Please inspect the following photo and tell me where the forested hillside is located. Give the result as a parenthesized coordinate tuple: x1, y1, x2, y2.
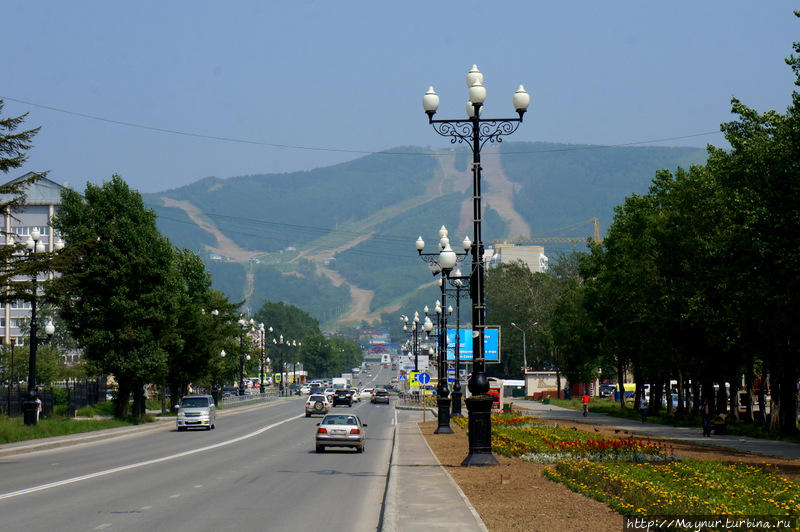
(144, 142, 706, 329)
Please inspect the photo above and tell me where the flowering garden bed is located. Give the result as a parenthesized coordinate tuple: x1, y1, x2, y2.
(453, 412, 799, 520)
(544, 459, 800, 519)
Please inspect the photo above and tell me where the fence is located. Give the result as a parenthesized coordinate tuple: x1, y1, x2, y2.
(220, 390, 279, 407)
(1, 378, 106, 418)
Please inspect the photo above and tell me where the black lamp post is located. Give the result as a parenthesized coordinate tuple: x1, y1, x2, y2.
(445, 266, 470, 417)
(22, 228, 61, 425)
(423, 65, 530, 465)
(237, 317, 252, 396)
(257, 323, 267, 394)
(416, 226, 470, 434)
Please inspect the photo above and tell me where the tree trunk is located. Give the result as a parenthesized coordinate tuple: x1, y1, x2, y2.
(617, 358, 626, 409)
(115, 379, 131, 419)
(778, 370, 798, 434)
(556, 370, 562, 400)
(743, 359, 754, 423)
(728, 377, 740, 422)
(676, 368, 685, 415)
(691, 379, 701, 416)
(757, 372, 767, 426)
(131, 383, 144, 419)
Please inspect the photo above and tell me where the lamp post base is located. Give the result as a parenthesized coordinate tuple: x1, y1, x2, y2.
(461, 395, 498, 466)
(23, 399, 39, 426)
(434, 396, 453, 434)
(451, 390, 464, 417)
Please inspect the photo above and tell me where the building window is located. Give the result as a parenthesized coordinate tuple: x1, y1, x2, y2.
(13, 226, 50, 238)
(10, 299, 31, 309)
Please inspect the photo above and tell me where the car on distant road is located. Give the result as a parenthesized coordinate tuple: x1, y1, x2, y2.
(333, 389, 354, 407)
(599, 384, 616, 397)
(349, 388, 361, 402)
(324, 388, 336, 403)
(300, 384, 312, 395)
(315, 414, 367, 453)
(305, 394, 332, 417)
(176, 394, 216, 431)
(359, 387, 374, 400)
(371, 389, 390, 404)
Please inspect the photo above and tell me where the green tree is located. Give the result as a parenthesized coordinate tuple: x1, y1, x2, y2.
(51, 176, 177, 419)
(0, 100, 40, 175)
(298, 334, 330, 379)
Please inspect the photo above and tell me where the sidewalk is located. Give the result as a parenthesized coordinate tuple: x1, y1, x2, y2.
(383, 407, 487, 532)
(512, 398, 800, 460)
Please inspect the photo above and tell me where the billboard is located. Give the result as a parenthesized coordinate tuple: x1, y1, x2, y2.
(445, 327, 500, 363)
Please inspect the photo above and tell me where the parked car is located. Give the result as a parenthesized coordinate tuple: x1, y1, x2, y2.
(221, 386, 237, 398)
(360, 387, 374, 400)
(371, 389, 390, 404)
(333, 389, 354, 407)
(176, 394, 216, 431)
(315, 414, 367, 453)
(599, 384, 616, 397)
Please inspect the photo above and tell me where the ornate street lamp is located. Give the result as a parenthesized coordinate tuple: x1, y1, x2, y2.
(237, 317, 252, 396)
(445, 267, 471, 417)
(423, 65, 530, 465)
(22, 229, 61, 425)
(257, 323, 267, 394)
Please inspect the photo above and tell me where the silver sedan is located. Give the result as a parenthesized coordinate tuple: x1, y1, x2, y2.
(315, 414, 367, 453)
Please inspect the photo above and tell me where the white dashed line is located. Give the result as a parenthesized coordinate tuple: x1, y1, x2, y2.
(0, 414, 303, 501)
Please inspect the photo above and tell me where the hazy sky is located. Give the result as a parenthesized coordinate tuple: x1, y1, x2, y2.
(4, 2, 798, 193)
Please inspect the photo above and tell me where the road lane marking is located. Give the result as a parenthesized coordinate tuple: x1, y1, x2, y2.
(94, 524, 112, 530)
(0, 414, 303, 501)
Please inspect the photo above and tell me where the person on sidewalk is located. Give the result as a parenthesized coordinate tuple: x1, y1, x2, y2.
(582, 393, 590, 417)
(639, 396, 648, 423)
(701, 398, 712, 437)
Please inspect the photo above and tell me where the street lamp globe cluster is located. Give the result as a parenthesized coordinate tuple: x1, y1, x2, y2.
(420, 64, 530, 465)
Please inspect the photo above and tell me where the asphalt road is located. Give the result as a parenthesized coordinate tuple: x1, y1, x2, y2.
(0, 364, 397, 531)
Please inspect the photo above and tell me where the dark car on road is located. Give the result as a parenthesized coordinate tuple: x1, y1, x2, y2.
(371, 388, 390, 404)
(332, 389, 354, 407)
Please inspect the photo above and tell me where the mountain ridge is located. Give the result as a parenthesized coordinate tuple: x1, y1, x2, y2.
(143, 141, 707, 329)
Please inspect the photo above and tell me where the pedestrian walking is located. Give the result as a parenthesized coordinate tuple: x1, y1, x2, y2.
(639, 396, 648, 423)
(582, 393, 590, 417)
(35, 396, 42, 422)
(701, 398, 712, 437)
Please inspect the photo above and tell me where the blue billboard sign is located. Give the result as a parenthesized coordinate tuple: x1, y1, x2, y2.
(445, 327, 500, 363)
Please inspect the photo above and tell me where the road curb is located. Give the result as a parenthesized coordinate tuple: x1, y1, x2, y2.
(378, 409, 399, 532)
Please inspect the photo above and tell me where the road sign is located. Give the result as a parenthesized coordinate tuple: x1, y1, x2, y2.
(399, 375, 407, 382)
(417, 372, 431, 385)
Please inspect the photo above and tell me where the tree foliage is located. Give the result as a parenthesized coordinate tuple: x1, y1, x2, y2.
(51, 176, 178, 418)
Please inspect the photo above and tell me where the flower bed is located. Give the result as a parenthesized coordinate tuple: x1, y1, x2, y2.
(544, 459, 800, 518)
(455, 412, 673, 461)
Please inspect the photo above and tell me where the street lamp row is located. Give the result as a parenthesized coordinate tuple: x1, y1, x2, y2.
(421, 64, 530, 465)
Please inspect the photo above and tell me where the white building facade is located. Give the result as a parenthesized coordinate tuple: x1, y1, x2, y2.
(489, 244, 549, 273)
(1, 173, 67, 345)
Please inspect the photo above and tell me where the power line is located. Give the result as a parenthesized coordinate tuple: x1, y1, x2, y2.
(3, 95, 722, 156)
